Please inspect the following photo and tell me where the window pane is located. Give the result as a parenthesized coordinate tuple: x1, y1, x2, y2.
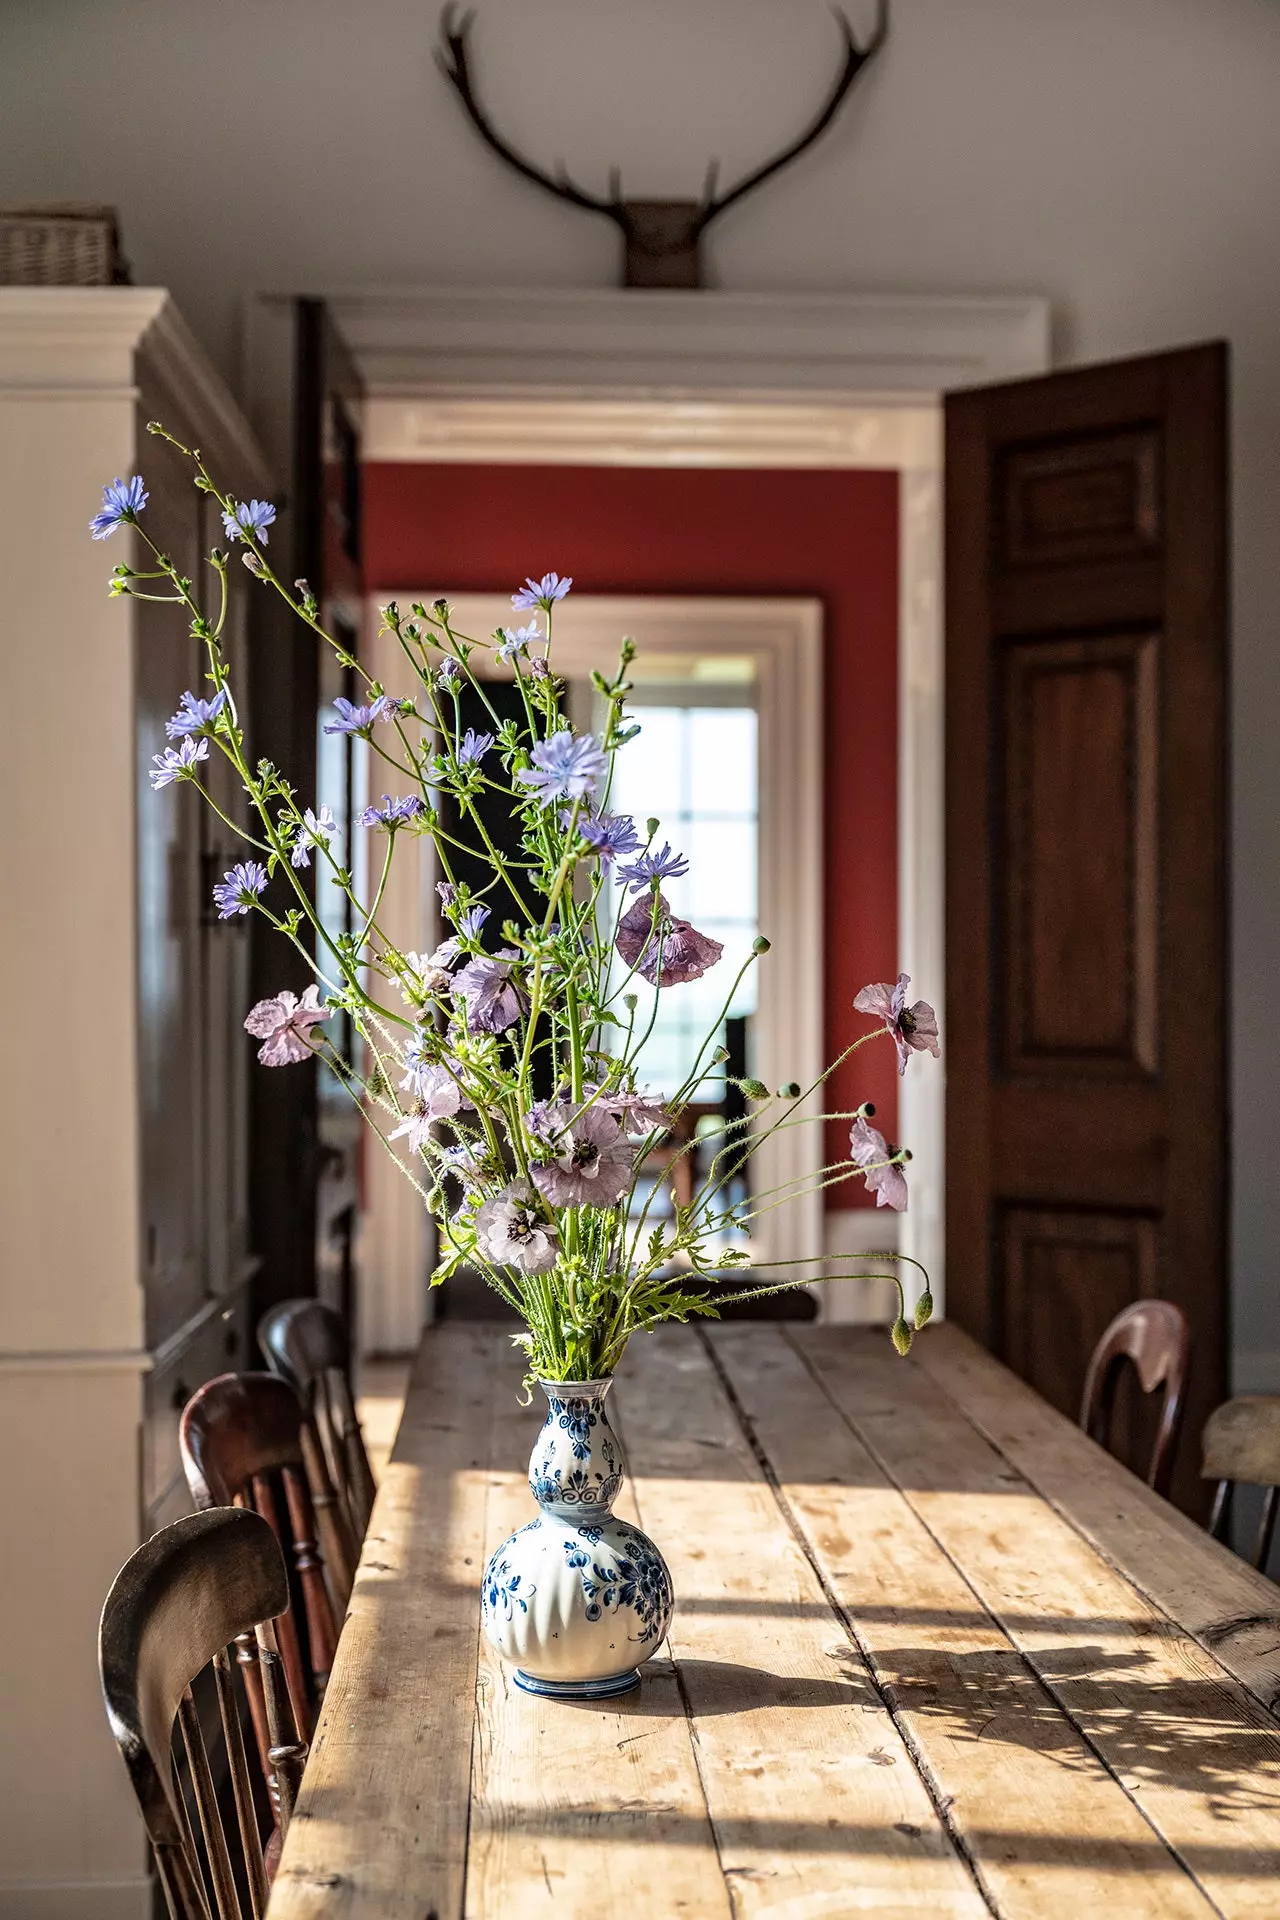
(688, 709, 756, 816)
(603, 691, 758, 1090)
(686, 820, 757, 920)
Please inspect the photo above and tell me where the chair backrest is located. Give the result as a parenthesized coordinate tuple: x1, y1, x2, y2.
(180, 1374, 340, 1742)
(1201, 1396, 1280, 1569)
(99, 1507, 307, 1920)
(258, 1299, 377, 1540)
(1079, 1298, 1190, 1498)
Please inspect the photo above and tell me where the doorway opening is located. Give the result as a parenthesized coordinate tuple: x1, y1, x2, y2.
(248, 286, 1053, 1349)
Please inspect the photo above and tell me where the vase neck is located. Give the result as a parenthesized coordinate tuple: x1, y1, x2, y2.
(529, 1379, 625, 1522)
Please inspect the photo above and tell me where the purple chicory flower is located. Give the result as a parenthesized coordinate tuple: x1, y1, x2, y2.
(530, 1103, 636, 1208)
(849, 1115, 909, 1212)
(439, 1139, 488, 1196)
(457, 728, 493, 766)
(324, 695, 396, 735)
(578, 812, 640, 868)
(243, 985, 331, 1065)
(358, 793, 428, 829)
(90, 475, 148, 539)
(457, 904, 490, 940)
(212, 860, 269, 919)
(854, 973, 941, 1076)
(451, 950, 527, 1035)
(516, 730, 608, 806)
(165, 689, 228, 739)
(474, 1181, 560, 1274)
(290, 804, 339, 869)
(436, 657, 461, 688)
(497, 621, 540, 662)
(149, 735, 210, 789)
(618, 841, 689, 894)
(511, 572, 572, 613)
(221, 498, 277, 545)
(615, 891, 724, 988)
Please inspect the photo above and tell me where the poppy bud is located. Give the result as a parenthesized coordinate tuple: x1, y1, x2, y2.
(913, 1289, 933, 1330)
(739, 1077, 770, 1099)
(891, 1317, 913, 1356)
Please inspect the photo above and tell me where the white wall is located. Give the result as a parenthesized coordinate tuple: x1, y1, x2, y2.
(5, 0, 1280, 1381)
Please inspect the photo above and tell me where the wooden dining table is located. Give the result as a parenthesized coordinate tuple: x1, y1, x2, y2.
(267, 1321, 1280, 1919)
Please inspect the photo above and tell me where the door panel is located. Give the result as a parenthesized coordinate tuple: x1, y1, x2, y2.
(945, 344, 1228, 1515)
(1001, 630, 1159, 1075)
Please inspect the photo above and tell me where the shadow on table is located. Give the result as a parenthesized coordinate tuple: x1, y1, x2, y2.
(567, 1656, 873, 1719)
(601, 1644, 1280, 1812)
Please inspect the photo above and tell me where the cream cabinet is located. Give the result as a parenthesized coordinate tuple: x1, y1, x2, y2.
(0, 288, 271, 1918)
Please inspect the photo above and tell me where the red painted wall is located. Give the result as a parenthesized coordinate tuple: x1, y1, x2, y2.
(364, 462, 900, 1200)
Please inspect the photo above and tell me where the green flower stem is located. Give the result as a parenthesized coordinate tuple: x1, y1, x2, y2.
(189, 779, 272, 854)
(460, 794, 535, 923)
(366, 737, 420, 780)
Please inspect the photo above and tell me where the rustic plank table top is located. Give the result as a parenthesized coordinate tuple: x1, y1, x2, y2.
(268, 1322, 1280, 1919)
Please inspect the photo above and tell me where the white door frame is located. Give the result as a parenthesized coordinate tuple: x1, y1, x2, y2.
(247, 287, 1051, 1345)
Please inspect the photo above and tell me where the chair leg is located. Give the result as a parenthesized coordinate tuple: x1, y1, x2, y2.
(1254, 1485, 1279, 1572)
(1208, 1479, 1231, 1541)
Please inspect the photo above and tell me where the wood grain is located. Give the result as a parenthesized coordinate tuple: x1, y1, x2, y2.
(620, 1328, 989, 1918)
(711, 1324, 1216, 1918)
(268, 1326, 499, 1919)
(911, 1324, 1280, 1714)
(797, 1326, 1280, 1917)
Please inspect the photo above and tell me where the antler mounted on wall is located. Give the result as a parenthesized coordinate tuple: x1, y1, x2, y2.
(436, 3, 889, 290)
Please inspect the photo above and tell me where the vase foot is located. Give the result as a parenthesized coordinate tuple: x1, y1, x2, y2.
(513, 1666, 642, 1701)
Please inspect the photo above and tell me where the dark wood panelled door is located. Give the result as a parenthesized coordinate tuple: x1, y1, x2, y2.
(945, 345, 1228, 1514)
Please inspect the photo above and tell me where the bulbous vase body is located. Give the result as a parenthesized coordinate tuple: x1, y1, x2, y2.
(480, 1377, 674, 1699)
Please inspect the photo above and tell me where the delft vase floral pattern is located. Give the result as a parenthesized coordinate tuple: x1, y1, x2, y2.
(481, 1377, 674, 1698)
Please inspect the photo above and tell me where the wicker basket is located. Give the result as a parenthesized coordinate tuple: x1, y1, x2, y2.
(0, 204, 130, 286)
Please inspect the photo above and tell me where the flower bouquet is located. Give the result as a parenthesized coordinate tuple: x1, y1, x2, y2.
(93, 431, 940, 1696)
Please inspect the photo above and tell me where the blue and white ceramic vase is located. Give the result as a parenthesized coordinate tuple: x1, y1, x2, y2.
(480, 1377, 674, 1700)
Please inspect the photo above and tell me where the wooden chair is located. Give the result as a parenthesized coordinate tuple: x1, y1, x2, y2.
(1202, 1396, 1280, 1570)
(1080, 1298, 1190, 1498)
(258, 1298, 377, 1539)
(99, 1506, 307, 1920)
(180, 1373, 343, 1742)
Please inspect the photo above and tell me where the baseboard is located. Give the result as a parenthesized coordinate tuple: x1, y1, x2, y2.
(0, 1878, 150, 1919)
